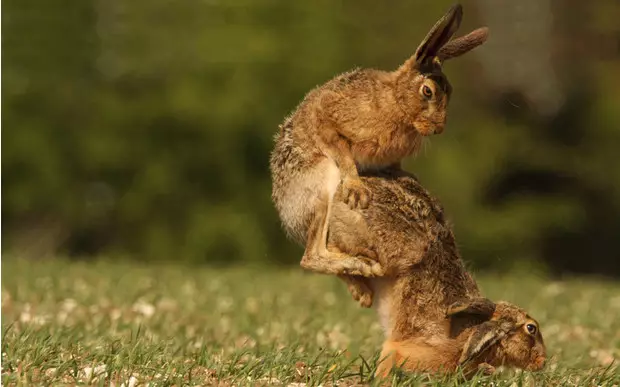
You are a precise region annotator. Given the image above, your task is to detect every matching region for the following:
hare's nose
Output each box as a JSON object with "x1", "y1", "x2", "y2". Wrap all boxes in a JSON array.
[
  {"x1": 433, "y1": 125, "x2": 445, "y2": 135},
  {"x1": 535, "y1": 356, "x2": 546, "y2": 370}
]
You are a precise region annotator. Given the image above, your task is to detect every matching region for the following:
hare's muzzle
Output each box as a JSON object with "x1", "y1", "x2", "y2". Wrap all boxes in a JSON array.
[
  {"x1": 527, "y1": 355, "x2": 546, "y2": 371},
  {"x1": 414, "y1": 121, "x2": 444, "y2": 136}
]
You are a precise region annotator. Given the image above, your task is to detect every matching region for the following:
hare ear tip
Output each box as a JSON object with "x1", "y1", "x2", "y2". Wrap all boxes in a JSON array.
[{"x1": 451, "y1": 4, "x2": 464, "y2": 23}]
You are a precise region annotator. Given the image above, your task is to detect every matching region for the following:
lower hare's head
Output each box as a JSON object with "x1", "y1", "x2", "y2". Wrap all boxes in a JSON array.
[
  {"x1": 393, "y1": 4, "x2": 488, "y2": 136},
  {"x1": 448, "y1": 298, "x2": 546, "y2": 372}
]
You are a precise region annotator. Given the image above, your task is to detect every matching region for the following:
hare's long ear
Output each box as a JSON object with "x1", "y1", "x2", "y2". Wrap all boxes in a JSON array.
[
  {"x1": 413, "y1": 4, "x2": 463, "y2": 67},
  {"x1": 438, "y1": 27, "x2": 489, "y2": 61},
  {"x1": 447, "y1": 297, "x2": 496, "y2": 318},
  {"x1": 458, "y1": 320, "x2": 514, "y2": 365}
]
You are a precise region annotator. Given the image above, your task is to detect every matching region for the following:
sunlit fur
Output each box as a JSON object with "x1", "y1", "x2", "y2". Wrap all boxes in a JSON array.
[
  {"x1": 325, "y1": 167, "x2": 546, "y2": 377},
  {"x1": 270, "y1": 5, "x2": 487, "y2": 288}
]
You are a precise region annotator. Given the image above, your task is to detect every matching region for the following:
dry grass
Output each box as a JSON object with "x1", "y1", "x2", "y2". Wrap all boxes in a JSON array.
[{"x1": 1, "y1": 258, "x2": 619, "y2": 386}]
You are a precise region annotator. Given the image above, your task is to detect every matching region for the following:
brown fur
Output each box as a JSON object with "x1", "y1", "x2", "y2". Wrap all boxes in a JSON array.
[
  {"x1": 323, "y1": 168, "x2": 546, "y2": 378},
  {"x1": 438, "y1": 27, "x2": 489, "y2": 62},
  {"x1": 269, "y1": 4, "x2": 488, "y2": 288}
]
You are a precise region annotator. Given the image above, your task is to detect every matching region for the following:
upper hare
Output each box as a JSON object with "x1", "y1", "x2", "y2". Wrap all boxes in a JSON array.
[
  {"x1": 320, "y1": 167, "x2": 546, "y2": 377},
  {"x1": 270, "y1": 4, "x2": 488, "y2": 278}
]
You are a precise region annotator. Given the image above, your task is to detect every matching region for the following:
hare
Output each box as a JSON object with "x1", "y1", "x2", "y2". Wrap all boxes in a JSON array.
[
  {"x1": 320, "y1": 167, "x2": 546, "y2": 377},
  {"x1": 376, "y1": 299, "x2": 546, "y2": 378},
  {"x1": 270, "y1": 4, "x2": 488, "y2": 280}
]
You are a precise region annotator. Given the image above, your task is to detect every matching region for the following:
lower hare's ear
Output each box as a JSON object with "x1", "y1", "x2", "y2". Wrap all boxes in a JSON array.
[
  {"x1": 413, "y1": 3, "x2": 463, "y2": 67},
  {"x1": 447, "y1": 297, "x2": 496, "y2": 318},
  {"x1": 458, "y1": 320, "x2": 513, "y2": 364}
]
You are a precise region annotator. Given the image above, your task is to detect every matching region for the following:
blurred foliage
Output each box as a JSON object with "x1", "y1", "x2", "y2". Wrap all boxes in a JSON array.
[{"x1": 2, "y1": 0, "x2": 619, "y2": 274}]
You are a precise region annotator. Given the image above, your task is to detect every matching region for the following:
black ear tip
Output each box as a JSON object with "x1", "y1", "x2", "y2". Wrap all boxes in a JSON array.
[
  {"x1": 446, "y1": 4, "x2": 463, "y2": 20},
  {"x1": 445, "y1": 4, "x2": 464, "y2": 25},
  {"x1": 454, "y1": 4, "x2": 464, "y2": 18}
]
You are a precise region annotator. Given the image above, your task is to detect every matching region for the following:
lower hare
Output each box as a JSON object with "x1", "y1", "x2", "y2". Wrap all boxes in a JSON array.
[{"x1": 319, "y1": 168, "x2": 547, "y2": 377}]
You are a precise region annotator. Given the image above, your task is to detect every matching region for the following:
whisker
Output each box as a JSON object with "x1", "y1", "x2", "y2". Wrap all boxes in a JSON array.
[
  {"x1": 413, "y1": 135, "x2": 423, "y2": 158},
  {"x1": 423, "y1": 137, "x2": 432, "y2": 157}
]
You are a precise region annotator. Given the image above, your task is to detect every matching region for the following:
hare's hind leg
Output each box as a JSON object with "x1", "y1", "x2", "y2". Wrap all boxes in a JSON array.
[
  {"x1": 300, "y1": 191, "x2": 384, "y2": 278},
  {"x1": 327, "y1": 201, "x2": 381, "y2": 307},
  {"x1": 329, "y1": 239, "x2": 375, "y2": 307}
]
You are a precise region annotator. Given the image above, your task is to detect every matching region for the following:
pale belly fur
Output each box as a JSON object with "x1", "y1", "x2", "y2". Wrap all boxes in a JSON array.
[
  {"x1": 369, "y1": 277, "x2": 394, "y2": 338},
  {"x1": 277, "y1": 159, "x2": 341, "y2": 244}
]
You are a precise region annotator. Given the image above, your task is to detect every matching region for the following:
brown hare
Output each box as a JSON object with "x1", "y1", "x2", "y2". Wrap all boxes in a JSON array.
[
  {"x1": 320, "y1": 167, "x2": 546, "y2": 378},
  {"x1": 270, "y1": 4, "x2": 488, "y2": 280}
]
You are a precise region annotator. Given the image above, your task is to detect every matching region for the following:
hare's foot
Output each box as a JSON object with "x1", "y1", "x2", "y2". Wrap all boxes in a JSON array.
[
  {"x1": 301, "y1": 189, "x2": 385, "y2": 278},
  {"x1": 301, "y1": 251, "x2": 383, "y2": 277},
  {"x1": 375, "y1": 342, "x2": 400, "y2": 380},
  {"x1": 460, "y1": 362, "x2": 497, "y2": 379},
  {"x1": 342, "y1": 177, "x2": 371, "y2": 209},
  {"x1": 338, "y1": 275, "x2": 373, "y2": 308},
  {"x1": 329, "y1": 242, "x2": 378, "y2": 262},
  {"x1": 477, "y1": 363, "x2": 496, "y2": 375}
]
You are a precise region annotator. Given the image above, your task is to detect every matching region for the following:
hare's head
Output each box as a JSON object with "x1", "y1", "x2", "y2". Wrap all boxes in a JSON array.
[
  {"x1": 394, "y1": 4, "x2": 488, "y2": 136},
  {"x1": 448, "y1": 299, "x2": 546, "y2": 372}
]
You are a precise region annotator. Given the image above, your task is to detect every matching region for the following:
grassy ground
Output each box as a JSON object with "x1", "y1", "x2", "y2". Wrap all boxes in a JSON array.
[{"x1": 1, "y1": 258, "x2": 619, "y2": 386}]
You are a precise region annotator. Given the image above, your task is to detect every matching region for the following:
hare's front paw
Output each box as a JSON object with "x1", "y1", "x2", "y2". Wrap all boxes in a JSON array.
[
  {"x1": 342, "y1": 275, "x2": 374, "y2": 308},
  {"x1": 477, "y1": 363, "x2": 496, "y2": 375},
  {"x1": 353, "y1": 256, "x2": 385, "y2": 277},
  {"x1": 342, "y1": 177, "x2": 371, "y2": 209},
  {"x1": 358, "y1": 291, "x2": 374, "y2": 308}
]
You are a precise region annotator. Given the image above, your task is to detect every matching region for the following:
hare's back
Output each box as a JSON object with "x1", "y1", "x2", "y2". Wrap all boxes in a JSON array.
[
  {"x1": 323, "y1": 68, "x2": 379, "y2": 91},
  {"x1": 359, "y1": 170, "x2": 474, "y2": 282},
  {"x1": 361, "y1": 169, "x2": 451, "y2": 248},
  {"x1": 328, "y1": 169, "x2": 452, "y2": 275},
  {"x1": 357, "y1": 171, "x2": 482, "y2": 339}
]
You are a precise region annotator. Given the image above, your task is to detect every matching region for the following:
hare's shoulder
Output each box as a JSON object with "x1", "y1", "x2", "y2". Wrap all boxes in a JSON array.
[
  {"x1": 297, "y1": 68, "x2": 370, "y2": 102},
  {"x1": 285, "y1": 68, "x2": 390, "y2": 122}
]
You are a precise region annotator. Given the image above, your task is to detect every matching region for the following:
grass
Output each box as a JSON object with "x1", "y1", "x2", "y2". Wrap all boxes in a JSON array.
[{"x1": 1, "y1": 258, "x2": 619, "y2": 386}]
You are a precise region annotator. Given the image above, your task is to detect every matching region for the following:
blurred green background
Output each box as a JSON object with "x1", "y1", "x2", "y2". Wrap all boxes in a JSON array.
[{"x1": 2, "y1": 0, "x2": 619, "y2": 275}]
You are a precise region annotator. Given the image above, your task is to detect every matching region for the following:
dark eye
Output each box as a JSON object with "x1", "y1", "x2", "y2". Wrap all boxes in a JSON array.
[
  {"x1": 422, "y1": 85, "x2": 433, "y2": 99},
  {"x1": 526, "y1": 323, "x2": 537, "y2": 335}
]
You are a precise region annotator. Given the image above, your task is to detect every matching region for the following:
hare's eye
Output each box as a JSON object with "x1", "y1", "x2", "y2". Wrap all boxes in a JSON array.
[
  {"x1": 421, "y1": 85, "x2": 434, "y2": 99},
  {"x1": 526, "y1": 324, "x2": 537, "y2": 335}
]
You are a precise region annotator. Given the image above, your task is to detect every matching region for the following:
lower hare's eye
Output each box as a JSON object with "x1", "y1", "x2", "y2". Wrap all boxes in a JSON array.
[
  {"x1": 526, "y1": 324, "x2": 537, "y2": 335},
  {"x1": 421, "y1": 85, "x2": 433, "y2": 99}
]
